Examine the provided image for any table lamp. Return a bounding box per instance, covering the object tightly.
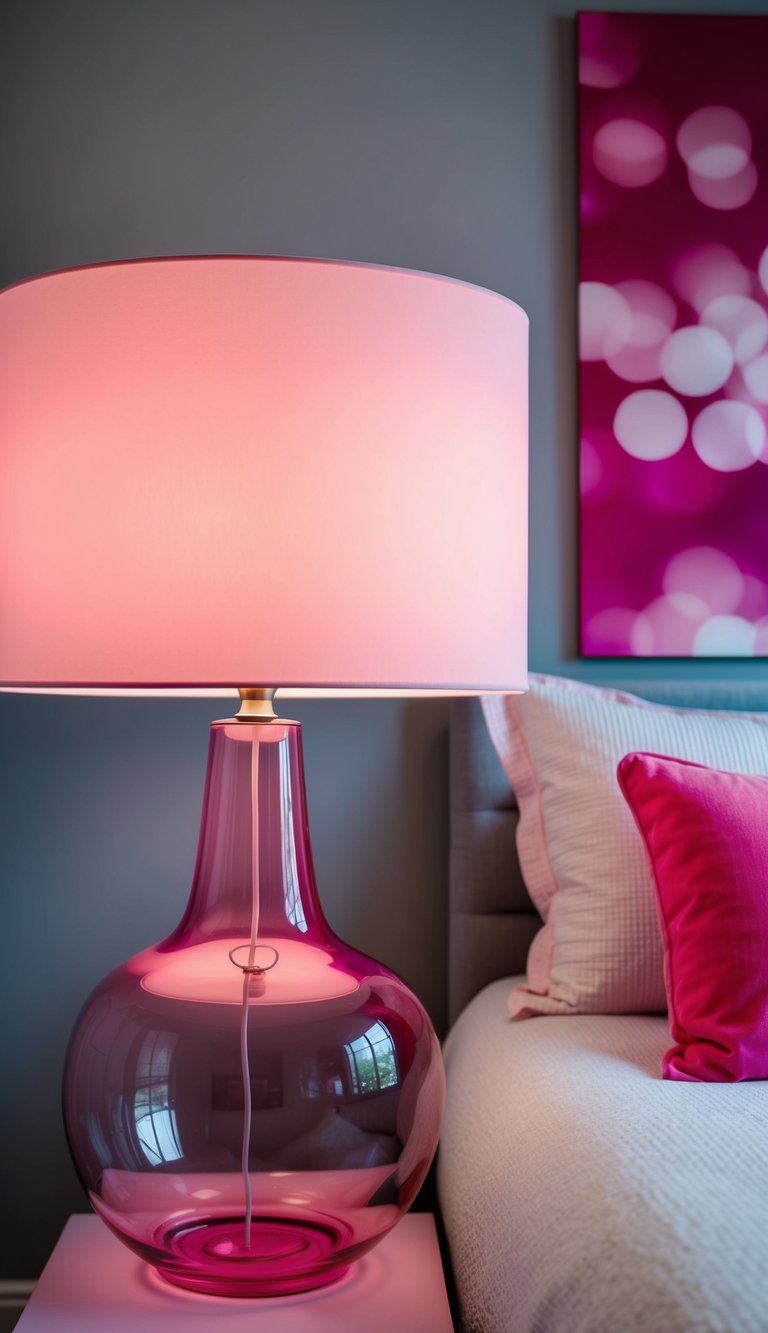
[0,256,528,1297]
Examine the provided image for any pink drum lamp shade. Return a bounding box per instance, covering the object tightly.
[0,256,528,693]
[0,256,528,1297]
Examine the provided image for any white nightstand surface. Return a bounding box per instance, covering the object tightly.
[17,1213,453,1332]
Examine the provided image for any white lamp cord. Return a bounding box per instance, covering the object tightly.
[242,739,260,1251]
[228,741,278,1252]
[240,970,254,1249]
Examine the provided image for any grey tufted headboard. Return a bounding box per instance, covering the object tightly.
[448,682,768,1025]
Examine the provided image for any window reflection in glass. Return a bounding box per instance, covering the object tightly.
[280,739,307,932]
[133,1031,182,1166]
[345,1021,399,1095]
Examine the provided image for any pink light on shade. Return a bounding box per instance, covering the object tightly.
[0,257,528,693]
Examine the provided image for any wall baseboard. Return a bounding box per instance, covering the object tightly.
[0,1279,36,1329]
[0,1282,36,1300]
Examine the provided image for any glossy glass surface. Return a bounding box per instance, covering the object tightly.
[63,720,444,1296]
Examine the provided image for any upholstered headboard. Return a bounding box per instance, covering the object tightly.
[448,682,768,1024]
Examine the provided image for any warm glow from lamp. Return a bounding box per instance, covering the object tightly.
[0,255,528,1298]
[0,256,527,695]
[139,938,364,1007]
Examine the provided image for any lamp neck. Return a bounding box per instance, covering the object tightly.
[235,687,278,721]
[168,719,331,948]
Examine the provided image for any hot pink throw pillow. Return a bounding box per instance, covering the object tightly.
[618,752,768,1082]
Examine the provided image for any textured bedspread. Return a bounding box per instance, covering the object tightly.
[437,980,768,1333]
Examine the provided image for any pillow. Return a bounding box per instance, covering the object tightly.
[481,676,768,1019]
[618,752,768,1081]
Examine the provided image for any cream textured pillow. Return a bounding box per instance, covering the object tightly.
[481,676,768,1019]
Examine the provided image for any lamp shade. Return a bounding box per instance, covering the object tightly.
[0,256,527,692]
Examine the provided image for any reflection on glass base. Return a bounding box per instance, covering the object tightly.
[157,1214,349,1297]
[65,720,445,1299]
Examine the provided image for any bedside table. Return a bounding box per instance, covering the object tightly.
[16,1213,453,1331]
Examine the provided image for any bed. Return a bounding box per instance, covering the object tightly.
[437,683,768,1333]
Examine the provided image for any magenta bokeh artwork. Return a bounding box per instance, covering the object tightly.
[579,13,768,657]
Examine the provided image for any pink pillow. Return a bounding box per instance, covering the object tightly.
[618,751,768,1082]
[482,677,768,1019]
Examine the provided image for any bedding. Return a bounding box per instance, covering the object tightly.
[481,675,768,1018]
[441,688,768,1333]
[438,979,768,1333]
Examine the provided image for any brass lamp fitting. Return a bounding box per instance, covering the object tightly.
[234,687,278,722]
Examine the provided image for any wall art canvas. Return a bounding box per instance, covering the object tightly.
[578,12,768,657]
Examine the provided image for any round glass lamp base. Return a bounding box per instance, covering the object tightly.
[156,1215,350,1297]
[65,719,445,1299]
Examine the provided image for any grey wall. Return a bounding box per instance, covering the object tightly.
[2,0,768,1281]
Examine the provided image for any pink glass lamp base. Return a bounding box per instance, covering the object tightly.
[157,1215,351,1297]
[64,716,444,1298]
